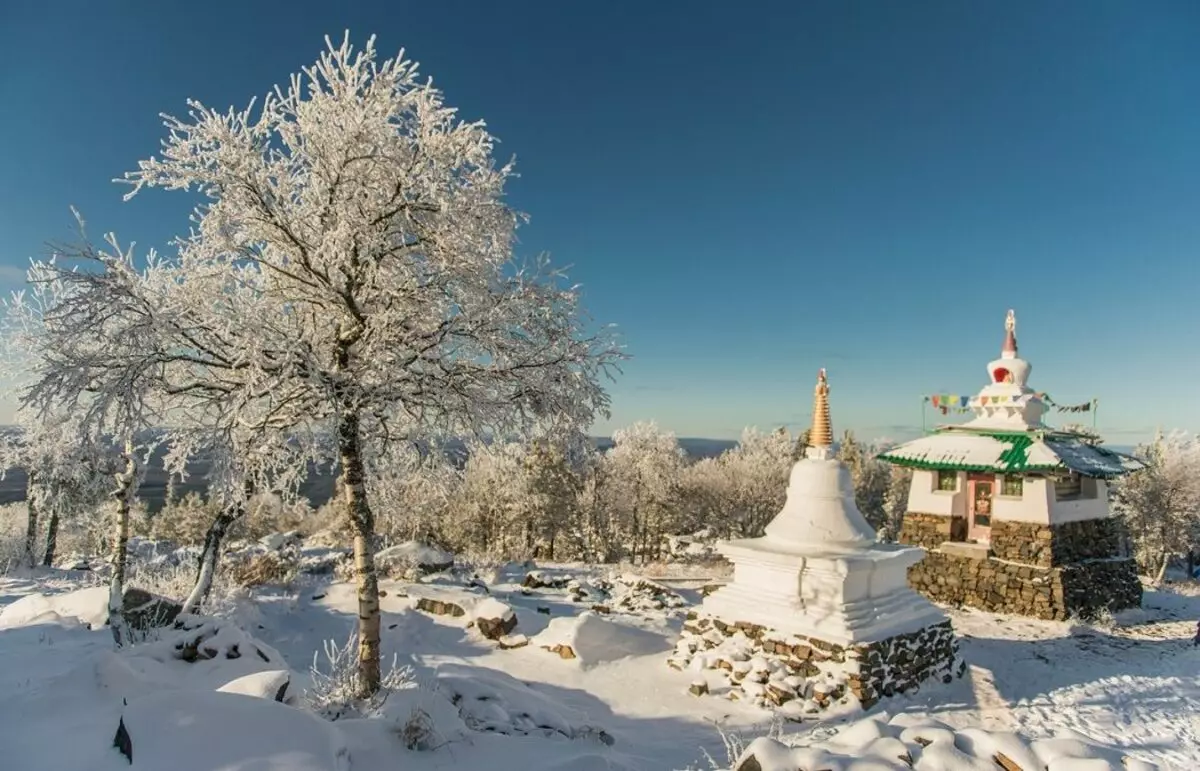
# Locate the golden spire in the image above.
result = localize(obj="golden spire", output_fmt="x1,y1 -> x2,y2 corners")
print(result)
810,368 -> 833,448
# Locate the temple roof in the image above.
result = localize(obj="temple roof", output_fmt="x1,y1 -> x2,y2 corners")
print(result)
877,428 -> 1144,478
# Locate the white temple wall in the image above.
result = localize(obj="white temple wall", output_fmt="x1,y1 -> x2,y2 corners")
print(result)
1048,479 -> 1110,524
991,476 -> 1052,524
906,470 -> 966,517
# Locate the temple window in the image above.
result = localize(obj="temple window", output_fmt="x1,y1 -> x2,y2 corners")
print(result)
936,470 -> 958,492
1001,475 -> 1024,497
1055,472 -> 1083,500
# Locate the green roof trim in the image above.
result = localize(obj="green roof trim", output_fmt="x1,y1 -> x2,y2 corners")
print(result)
876,426 -> 1143,478
873,453 -> 1061,475
996,434 -> 1034,471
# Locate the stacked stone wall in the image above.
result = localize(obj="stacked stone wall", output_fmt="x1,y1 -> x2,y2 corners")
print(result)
899,512 -> 967,549
906,550 -> 1141,620
990,517 -> 1122,568
669,614 -> 962,715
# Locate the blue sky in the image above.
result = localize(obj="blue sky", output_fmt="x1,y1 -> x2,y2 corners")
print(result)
1,1 -> 1197,442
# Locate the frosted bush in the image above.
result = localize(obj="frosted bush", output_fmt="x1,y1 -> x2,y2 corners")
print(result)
0,501 -> 26,573
128,561 -> 240,617
305,632 -> 416,721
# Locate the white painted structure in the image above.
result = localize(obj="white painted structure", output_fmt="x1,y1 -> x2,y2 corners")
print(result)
700,371 -> 946,647
881,310 -> 1141,542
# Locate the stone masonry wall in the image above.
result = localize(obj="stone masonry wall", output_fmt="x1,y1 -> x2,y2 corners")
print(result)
906,550 -> 1142,620
989,517 -> 1122,568
899,512 -> 967,550
670,614 -> 963,715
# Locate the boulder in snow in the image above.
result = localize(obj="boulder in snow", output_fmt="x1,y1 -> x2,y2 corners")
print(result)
122,588 -> 184,631
530,611 -> 670,667
0,585 -> 110,630
217,670 -> 292,702
115,689 -> 350,770
468,598 -> 517,640
375,541 -> 454,577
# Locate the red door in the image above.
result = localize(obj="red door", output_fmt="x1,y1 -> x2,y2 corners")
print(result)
967,474 -> 994,542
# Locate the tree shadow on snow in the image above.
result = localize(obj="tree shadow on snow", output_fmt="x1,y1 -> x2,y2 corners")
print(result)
248,590 -> 733,771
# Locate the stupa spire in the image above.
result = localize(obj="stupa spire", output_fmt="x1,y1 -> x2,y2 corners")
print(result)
810,368 -> 833,449
1001,309 -> 1018,359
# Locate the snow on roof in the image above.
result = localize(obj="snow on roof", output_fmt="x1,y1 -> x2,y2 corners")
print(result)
878,430 -> 1142,478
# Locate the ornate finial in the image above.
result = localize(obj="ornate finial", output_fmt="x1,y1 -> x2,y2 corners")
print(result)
810,368 -> 833,449
1002,309 -> 1018,356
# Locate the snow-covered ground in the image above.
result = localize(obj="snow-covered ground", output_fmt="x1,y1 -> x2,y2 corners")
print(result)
1,556 -> 1197,770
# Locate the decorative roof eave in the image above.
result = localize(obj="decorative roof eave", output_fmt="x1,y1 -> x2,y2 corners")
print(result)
875,453 -> 1063,475
877,448 -> 1141,479
877,430 -> 1143,479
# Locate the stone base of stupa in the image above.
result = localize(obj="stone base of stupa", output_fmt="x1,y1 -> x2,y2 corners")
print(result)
668,612 -> 962,715
900,513 -> 1142,620
667,539 -> 964,716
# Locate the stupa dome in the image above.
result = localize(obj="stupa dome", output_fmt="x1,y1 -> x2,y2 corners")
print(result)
762,369 -> 876,549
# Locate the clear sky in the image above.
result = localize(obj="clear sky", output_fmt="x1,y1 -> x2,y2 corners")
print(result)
1,1 -> 1197,442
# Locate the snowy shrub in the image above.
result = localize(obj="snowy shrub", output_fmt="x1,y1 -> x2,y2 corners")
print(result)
306,632 -> 416,721
0,501 -> 26,573
226,548 -> 299,588
128,561 -> 240,617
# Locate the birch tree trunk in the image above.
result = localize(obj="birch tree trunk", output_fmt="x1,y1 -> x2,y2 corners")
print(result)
1155,550 -> 1170,585
182,506 -> 241,614
337,409 -> 382,696
42,510 -> 59,568
23,473 -> 39,569
108,439 -> 137,647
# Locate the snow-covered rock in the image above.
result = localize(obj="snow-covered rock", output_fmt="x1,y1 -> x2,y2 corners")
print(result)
0,585 -> 110,630
258,530 -> 303,551
217,670 -> 292,702
468,597 -> 518,640
436,663 -> 613,745
376,541 -> 454,576
531,611 -> 670,667
117,689 -> 350,771
728,714 -> 1158,771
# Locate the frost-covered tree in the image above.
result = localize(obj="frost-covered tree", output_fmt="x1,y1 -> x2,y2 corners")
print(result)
791,428 -> 812,462
521,435 -> 586,560
879,464 -> 913,542
448,441 -> 532,558
676,456 -> 732,537
367,442 -> 459,547
603,422 -> 684,562
1112,431 -> 1200,582
3,248 -> 163,646
837,431 -> 890,531
716,427 -> 793,538
8,34 -> 617,690
0,410 -> 111,568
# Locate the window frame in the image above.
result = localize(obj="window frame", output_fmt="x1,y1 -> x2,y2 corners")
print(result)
935,469 -> 958,492
1000,474 -> 1024,498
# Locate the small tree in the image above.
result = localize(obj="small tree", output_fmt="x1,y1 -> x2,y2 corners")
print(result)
718,427 -> 792,538
0,410 -> 110,568
1112,431 -> 1200,582
603,422 -> 684,562
4,247 -> 163,646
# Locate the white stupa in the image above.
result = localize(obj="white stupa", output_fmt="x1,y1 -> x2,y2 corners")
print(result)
700,369 -> 947,647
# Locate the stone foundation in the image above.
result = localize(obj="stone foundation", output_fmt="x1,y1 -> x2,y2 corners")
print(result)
898,512 -> 1140,619
668,613 -> 963,716
906,549 -> 1141,620
899,512 -> 967,549
989,517 -> 1122,567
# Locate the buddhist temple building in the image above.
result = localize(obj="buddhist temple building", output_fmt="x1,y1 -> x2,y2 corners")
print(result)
878,311 -> 1144,620
669,370 -> 962,716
